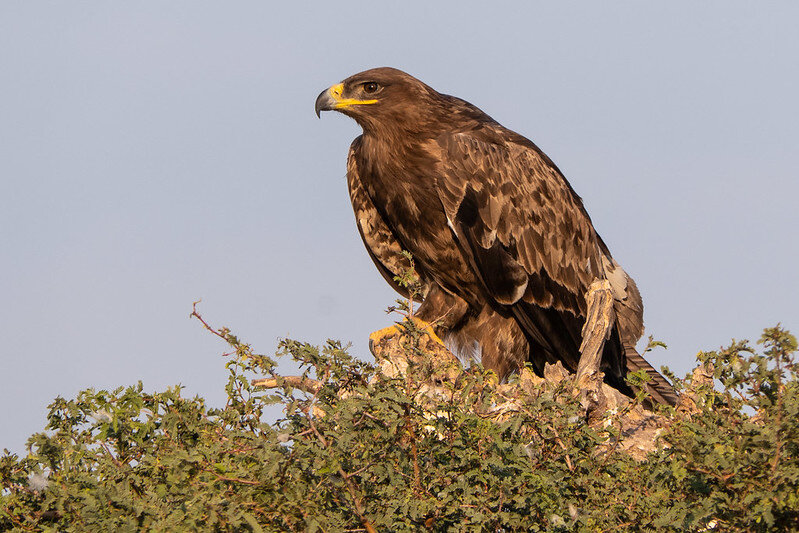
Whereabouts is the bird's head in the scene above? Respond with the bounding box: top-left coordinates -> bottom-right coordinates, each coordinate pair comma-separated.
315,67 -> 443,136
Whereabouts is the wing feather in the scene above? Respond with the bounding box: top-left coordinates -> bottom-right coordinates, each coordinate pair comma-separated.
436,131 -> 601,317
434,129 -> 654,385
347,137 -> 416,298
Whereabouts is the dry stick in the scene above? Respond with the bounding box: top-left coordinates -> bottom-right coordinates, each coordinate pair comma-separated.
191,301 -> 230,343
252,376 -> 323,394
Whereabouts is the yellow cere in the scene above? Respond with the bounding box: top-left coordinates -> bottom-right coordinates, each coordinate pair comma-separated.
329,83 -> 378,109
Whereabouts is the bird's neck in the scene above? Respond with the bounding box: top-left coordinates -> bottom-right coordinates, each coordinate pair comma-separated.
360,129 -> 416,158
357,132 -> 438,185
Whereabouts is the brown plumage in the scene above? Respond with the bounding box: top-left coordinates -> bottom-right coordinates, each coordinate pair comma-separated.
316,67 -> 677,405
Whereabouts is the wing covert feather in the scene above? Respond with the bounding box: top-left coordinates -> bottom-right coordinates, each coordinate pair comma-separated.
435,131 -> 604,317
347,137 -> 414,298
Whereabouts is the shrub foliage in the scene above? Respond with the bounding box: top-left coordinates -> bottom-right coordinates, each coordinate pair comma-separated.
2,316 -> 797,531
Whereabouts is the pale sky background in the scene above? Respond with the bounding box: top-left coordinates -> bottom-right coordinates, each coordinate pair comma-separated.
2,2 -> 797,454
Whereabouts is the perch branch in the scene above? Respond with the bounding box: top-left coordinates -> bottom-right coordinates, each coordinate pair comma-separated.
575,279 -> 616,390
252,376 -> 323,394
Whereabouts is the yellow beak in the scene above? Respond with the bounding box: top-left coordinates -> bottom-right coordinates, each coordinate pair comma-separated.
315,83 -> 378,117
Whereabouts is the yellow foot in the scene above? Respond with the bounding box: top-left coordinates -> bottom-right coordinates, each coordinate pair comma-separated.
368,317 -> 446,353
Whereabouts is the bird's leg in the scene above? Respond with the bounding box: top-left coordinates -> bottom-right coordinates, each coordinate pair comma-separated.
369,286 -> 469,355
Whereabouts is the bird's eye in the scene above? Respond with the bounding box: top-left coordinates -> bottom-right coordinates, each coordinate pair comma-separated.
363,82 -> 379,94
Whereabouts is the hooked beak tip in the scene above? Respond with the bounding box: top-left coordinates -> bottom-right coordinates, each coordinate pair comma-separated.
315,88 -> 334,119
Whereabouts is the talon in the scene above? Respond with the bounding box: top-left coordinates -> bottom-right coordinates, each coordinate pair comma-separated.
368,323 -> 403,354
368,317 -> 446,354
408,317 -> 446,347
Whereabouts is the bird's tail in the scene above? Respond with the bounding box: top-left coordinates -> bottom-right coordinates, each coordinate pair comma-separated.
624,344 -> 679,406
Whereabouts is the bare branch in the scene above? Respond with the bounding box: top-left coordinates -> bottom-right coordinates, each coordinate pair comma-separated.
252,376 -> 323,394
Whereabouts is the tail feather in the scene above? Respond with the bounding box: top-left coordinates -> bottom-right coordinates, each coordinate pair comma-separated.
624,344 -> 679,406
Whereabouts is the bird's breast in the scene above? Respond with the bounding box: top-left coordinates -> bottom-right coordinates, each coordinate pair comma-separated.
355,148 -> 480,298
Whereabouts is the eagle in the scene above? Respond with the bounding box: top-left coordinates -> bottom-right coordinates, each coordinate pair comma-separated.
316,67 -> 677,405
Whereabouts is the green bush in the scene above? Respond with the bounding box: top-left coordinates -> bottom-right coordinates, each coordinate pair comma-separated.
2,314 -> 797,531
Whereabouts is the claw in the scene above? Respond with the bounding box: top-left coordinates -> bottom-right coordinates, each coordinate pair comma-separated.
369,323 -> 400,354
368,317 -> 446,353
409,317 -> 446,346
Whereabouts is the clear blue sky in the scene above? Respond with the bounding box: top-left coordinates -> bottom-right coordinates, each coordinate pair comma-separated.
2,2 -> 797,454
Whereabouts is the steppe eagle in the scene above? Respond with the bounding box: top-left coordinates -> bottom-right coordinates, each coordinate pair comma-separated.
315,67 -> 677,405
